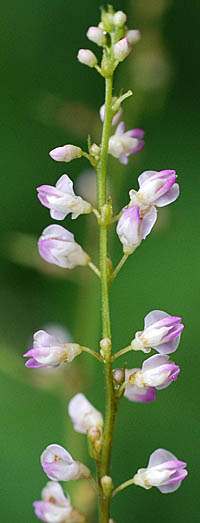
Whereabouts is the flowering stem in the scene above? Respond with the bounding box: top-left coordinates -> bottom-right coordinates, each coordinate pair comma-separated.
96,75 -> 116,522
112,345 -> 132,361
112,478 -> 136,497
82,346 -> 103,363
111,254 -> 129,282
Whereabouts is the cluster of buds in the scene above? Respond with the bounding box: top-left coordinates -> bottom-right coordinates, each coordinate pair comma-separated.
77,8 -> 141,75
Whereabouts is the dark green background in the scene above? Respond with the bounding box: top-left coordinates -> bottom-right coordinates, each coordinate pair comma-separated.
0,1 -> 199,521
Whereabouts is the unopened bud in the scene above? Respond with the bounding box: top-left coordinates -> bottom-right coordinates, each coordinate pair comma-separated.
101,55 -> 114,77
101,476 -> 114,497
127,29 -> 141,45
87,26 -> 106,47
94,440 -> 102,454
113,368 -> 125,385
114,38 -> 131,62
113,11 -> 127,27
101,10 -> 113,32
100,338 -> 112,360
49,144 -> 82,163
77,49 -> 98,68
88,426 -> 101,443
90,143 -> 100,158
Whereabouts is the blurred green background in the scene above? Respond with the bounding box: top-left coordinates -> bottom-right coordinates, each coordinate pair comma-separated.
0,0 -> 199,521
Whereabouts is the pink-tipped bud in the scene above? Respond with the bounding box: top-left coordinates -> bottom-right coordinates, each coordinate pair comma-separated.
113,369 -> 125,385
87,26 -> 106,46
127,29 -> 141,45
113,38 -> 131,62
113,10 -> 127,27
77,49 -> 98,67
49,144 -> 82,163
88,427 -> 101,443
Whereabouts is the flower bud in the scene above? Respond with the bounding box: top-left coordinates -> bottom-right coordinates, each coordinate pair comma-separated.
49,145 -> 82,163
87,26 -> 106,46
68,393 -> 103,434
77,49 -> 98,68
101,476 -> 114,497
100,338 -> 112,360
113,368 -> 125,385
113,11 -> 127,27
90,143 -> 100,157
113,38 -> 131,62
127,29 -> 141,45
41,444 -> 90,482
88,426 -> 101,443
133,449 -> 188,493
101,10 -> 113,32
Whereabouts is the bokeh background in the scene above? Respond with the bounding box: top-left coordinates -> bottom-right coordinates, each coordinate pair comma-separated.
1,0 -> 199,521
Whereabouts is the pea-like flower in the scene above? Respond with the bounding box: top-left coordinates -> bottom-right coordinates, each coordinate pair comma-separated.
116,205 -> 157,253
23,330 -> 82,369
68,393 -> 103,434
133,448 -> 188,493
108,122 -> 144,164
49,144 -> 82,163
131,310 -> 184,354
38,224 -> 90,269
33,481 -> 72,522
41,444 -> 90,482
129,169 -> 179,210
124,368 -> 156,402
100,103 -> 122,126
33,481 -> 86,522
125,355 -> 180,401
37,174 -> 92,220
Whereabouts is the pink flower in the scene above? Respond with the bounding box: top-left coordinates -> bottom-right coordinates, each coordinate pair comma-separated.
124,368 -> 156,403
23,330 -> 81,369
41,444 -> 90,481
108,122 -> 144,164
129,169 -> 179,210
33,481 -> 72,522
133,448 -> 188,493
131,310 -> 184,354
37,174 -> 92,220
38,225 -> 90,269
116,205 -> 157,253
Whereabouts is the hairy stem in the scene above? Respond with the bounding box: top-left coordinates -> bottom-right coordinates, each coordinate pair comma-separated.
96,75 -> 116,522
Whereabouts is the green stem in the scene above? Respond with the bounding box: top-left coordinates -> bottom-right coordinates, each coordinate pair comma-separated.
111,254 -> 129,282
88,261 -> 101,278
96,75 -> 116,523
112,345 -> 132,361
112,478 -> 136,498
82,346 -> 103,363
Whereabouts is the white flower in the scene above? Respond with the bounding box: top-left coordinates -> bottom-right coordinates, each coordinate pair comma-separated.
37,174 -> 92,220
